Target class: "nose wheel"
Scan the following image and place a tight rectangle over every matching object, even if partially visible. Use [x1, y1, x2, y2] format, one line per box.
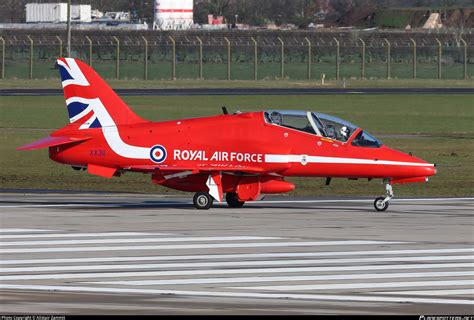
[374, 179, 393, 212]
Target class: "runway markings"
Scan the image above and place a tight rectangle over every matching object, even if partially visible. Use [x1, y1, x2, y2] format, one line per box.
[230, 280, 474, 291]
[91, 271, 474, 286]
[0, 228, 57, 233]
[1, 247, 472, 265]
[0, 232, 173, 239]
[377, 289, 474, 296]
[0, 197, 472, 209]
[0, 236, 282, 247]
[0, 228, 472, 306]
[0, 202, 185, 208]
[256, 197, 474, 204]
[0, 240, 406, 254]
[1, 263, 472, 281]
[2, 255, 472, 273]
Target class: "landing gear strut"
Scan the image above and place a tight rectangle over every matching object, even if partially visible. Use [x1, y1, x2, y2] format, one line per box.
[374, 179, 393, 212]
[193, 191, 213, 210]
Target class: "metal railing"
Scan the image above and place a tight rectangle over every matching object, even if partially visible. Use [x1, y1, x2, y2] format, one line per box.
[0, 34, 472, 81]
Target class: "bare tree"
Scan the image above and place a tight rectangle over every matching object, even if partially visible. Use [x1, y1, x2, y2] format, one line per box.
[206, 0, 231, 16]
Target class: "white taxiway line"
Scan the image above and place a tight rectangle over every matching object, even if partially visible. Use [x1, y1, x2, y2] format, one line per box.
[0, 240, 406, 254]
[230, 280, 474, 291]
[2, 255, 472, 273]
[0, 197, 472, 208]
[91, 271, 474, 286]
[257, 197, 474, 204]
[0, 232, 172, 239]
[0, 236, 282, 247]
[0, 284, 471, 305]
[0, 263, 471, 281]
[377, 289, 474, 296]
[0, 202, 185, 208]
[2, 248, 471, 265]
[0, 229, 57, 233]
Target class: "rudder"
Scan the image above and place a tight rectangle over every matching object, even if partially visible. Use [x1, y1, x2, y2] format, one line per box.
[56, 58, 146, 128]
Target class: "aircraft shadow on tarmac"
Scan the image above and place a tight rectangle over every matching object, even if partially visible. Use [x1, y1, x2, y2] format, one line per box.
[1, 199, 469, 216]
[1, 199, 372, 212]
[1, 200, 373, 212]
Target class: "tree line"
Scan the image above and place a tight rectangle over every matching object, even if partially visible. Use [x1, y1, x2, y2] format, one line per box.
[1, 0, 471, 25]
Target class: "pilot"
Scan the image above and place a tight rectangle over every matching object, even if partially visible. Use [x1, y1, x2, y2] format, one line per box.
[340, 126, 349, 141]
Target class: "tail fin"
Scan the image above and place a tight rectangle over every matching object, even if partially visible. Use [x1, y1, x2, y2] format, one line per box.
[56, 58, 146, 129]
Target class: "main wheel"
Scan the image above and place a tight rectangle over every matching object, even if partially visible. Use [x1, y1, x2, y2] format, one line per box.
[226, 192, 245, 208]
[193, 192, 213, 210]
[374, 197, 389, 212]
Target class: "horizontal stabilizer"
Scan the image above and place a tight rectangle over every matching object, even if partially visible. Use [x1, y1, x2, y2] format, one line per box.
[17, 136, 91, 151]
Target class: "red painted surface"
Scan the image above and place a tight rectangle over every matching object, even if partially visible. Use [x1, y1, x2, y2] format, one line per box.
[18, 58, 437, 202]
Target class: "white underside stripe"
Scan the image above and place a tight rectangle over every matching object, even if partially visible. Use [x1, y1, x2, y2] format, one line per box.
[265, 154, 434, 167]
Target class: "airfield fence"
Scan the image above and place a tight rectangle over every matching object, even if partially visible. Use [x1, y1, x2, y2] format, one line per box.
[0, 32, 472, 81]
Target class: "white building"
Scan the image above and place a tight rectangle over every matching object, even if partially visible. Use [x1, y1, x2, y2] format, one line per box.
[26, 3, 68, 23]
[25, 3, 91, 23]
[71, 5, 92, 23]
[154, 0, 194, 30]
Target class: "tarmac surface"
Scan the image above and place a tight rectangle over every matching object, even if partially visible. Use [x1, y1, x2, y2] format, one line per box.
[0, 192, 473, 315]
[1, 87, 474, 96]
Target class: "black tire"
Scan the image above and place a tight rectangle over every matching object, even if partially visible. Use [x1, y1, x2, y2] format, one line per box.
[374, 197, 389, 212]
[193, 192, 213, 210]
[226, 192, 245, 208]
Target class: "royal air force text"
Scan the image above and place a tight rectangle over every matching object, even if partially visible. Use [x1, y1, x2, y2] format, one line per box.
[174, 150, 263, 163]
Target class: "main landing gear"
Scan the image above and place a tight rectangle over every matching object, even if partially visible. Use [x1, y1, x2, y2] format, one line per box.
[193, 191, 213, 210]
[374, 179, 393, 212]
[193, 191, 246, 210]
[226, 192, 245, 208]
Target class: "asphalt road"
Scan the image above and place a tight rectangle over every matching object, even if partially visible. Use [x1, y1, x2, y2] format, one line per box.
[0, 193, 473, 314]
[1, 87, 474, 96]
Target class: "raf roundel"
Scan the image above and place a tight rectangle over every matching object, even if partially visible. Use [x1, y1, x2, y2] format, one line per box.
[150, 145, 167, 163]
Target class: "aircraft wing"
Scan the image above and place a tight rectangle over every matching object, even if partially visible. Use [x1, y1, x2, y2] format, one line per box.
[17, 135, 91, 151]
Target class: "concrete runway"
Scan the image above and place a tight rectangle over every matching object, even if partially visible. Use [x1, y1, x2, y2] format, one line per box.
[0, 192, 473, 314]
[1, 87, 474, 96]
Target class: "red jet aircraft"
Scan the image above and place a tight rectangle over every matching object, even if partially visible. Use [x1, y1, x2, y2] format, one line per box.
[18, 58, 436, 211]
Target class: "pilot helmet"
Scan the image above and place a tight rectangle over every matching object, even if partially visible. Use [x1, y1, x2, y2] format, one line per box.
[340, 126, 348, 136]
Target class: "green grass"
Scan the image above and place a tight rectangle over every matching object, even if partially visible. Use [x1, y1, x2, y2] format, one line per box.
[374, 10, 414, 29]
[2, 59, 473, 84]
[1, 77, 473, 90]
[1, 94, 473, 197]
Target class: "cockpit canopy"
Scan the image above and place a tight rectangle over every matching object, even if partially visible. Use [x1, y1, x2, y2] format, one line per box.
[264, 110, 382, 148]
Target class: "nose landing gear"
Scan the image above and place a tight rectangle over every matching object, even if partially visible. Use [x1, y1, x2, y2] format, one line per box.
[374, 179, 393, 212]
